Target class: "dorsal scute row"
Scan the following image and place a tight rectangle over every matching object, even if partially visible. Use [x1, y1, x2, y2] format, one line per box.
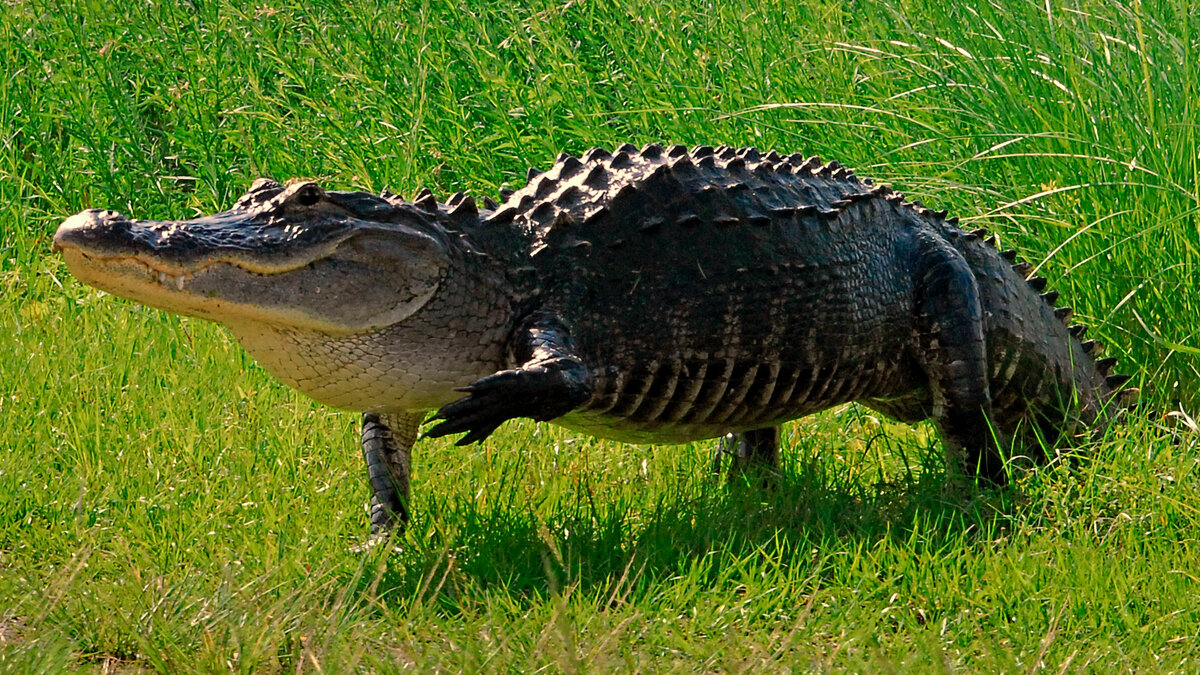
[481, 144, 908, 248]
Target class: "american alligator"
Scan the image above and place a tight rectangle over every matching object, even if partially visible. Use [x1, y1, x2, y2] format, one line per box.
[54, 144, 1134, 534]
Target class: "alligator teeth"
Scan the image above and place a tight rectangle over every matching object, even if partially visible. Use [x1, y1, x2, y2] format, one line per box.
[154, 269, 190, 290]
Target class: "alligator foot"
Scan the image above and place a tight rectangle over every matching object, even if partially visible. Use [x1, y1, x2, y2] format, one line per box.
[427, 361, 591, 447]
[347, 532, 405, 554]
[712, 427, 781, 483]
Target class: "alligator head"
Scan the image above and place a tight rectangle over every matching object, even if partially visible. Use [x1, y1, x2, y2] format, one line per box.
[54, 179, 449, 336]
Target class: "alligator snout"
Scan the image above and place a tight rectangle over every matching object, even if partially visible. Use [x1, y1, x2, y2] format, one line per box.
[53, 209, 131, 253]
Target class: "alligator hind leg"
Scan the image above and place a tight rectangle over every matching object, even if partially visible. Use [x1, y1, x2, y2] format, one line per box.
[713, 427, 781, 481]
[362, 411, 420, 535]
[914, 236, 1006, 484]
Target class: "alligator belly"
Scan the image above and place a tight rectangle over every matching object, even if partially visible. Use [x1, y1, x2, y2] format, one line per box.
[557, 358, 910, 444]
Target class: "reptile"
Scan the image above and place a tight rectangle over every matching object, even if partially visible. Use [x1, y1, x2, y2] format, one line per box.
[54, 144, 1134, 535]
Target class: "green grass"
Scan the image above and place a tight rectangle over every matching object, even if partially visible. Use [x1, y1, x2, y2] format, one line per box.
[2, 0, 1199, 670]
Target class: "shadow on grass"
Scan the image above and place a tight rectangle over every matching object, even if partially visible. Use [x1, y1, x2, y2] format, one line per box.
[365, 452, 1024, 609]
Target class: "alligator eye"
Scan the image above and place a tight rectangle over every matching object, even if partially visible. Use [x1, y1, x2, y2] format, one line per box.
[296, 184, 324, 207]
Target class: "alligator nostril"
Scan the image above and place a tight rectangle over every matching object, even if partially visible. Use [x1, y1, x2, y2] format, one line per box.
[296, 185, 323, 207]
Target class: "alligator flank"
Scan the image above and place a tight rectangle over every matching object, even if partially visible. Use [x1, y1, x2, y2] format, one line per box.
[55, 145, 1135, 534]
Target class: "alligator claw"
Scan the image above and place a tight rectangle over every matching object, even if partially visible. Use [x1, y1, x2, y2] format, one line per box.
[425, 369, 550, 443]
[425, 399, 508, 443]
[456, 423, 503, 446]
[425, 360, 591, 445]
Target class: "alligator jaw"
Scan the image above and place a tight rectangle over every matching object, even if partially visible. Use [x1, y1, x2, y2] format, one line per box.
[54, 208, 351, 327]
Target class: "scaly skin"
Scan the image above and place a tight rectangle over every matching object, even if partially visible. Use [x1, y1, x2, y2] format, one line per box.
[54, 145, 1133, 535]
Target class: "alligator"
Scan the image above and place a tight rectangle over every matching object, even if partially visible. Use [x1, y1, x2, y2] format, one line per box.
[54, 144, 1134, 535]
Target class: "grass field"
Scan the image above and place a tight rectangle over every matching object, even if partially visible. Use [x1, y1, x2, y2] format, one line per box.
[3, 0, 1200, 670]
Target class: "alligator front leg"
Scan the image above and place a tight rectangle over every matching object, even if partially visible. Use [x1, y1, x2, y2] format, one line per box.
[362, 411, 420, 534]
[426, 311, 594, 444]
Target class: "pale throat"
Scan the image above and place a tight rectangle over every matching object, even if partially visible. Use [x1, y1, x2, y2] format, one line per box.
[225, 322, 446, 413]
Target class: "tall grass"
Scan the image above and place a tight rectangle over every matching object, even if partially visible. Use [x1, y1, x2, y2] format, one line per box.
[2, 0, 1198, 670]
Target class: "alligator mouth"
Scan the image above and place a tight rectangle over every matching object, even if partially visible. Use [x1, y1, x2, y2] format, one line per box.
[56, 245, 313, 329]
[55, 239, 329, 281]
[57, 246, 206, 303]
[60, 248, 299, 292]
[117, 255, 198, 291]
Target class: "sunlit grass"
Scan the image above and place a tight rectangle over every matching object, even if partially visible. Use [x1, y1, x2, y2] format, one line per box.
[2, 0, 1199, 670]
